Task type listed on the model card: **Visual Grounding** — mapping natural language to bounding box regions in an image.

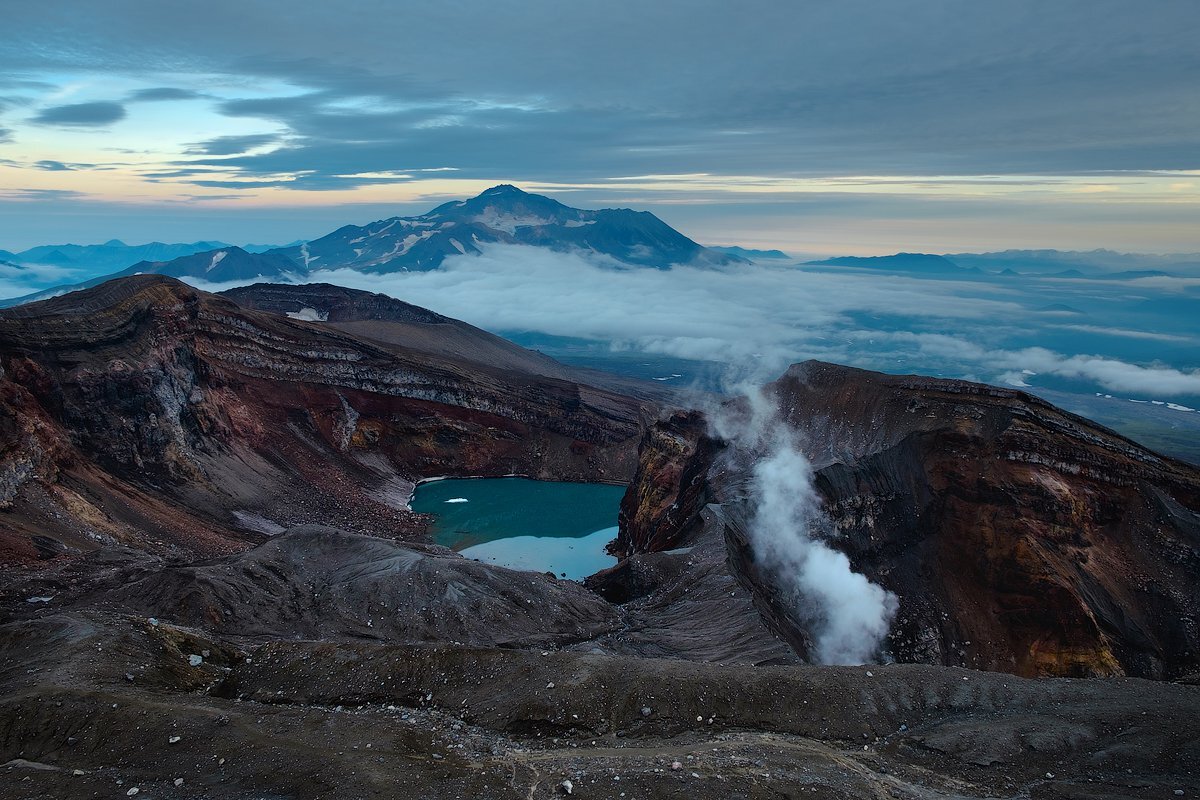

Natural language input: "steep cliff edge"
[617,361,1200,679]
[0,276,655,579]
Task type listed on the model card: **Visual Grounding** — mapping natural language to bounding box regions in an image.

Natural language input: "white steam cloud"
[712,386,898,665]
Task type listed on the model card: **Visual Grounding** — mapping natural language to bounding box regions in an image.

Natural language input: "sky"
[1,0,1198,254]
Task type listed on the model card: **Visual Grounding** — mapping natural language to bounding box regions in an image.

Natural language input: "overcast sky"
[1,0,1197,253]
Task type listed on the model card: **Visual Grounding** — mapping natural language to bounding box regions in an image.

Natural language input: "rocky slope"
[0,275,654,580]
[219,282,682,402]
[615,361,1200,679]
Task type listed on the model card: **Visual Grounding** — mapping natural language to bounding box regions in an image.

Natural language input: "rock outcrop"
[617,361,1200,679]
[0,275,654,576]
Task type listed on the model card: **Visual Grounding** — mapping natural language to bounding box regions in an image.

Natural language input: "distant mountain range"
[946,248,1200,275]
[1,185,744,306]
[9,239,237,272]
[6,187,1199,309]
[807,252,976,274]
[708,245,790,261]
[806,248,1200,278]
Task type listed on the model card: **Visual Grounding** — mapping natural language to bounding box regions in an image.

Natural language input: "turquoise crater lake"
[409,477,625,580]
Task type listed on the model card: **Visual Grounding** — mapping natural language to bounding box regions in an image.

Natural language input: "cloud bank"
[182,244,1200,404]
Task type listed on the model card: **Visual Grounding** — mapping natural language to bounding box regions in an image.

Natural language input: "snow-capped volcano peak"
[273,185,745,273]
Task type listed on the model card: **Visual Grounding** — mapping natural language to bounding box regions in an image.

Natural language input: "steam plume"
[713,385,898,665]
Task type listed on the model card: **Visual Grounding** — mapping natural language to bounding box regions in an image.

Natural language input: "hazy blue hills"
[710,245,790,261]
[11,239,233,272]
[947,249,1200,276]
[806,248,1200,279]
[113,247,303,283]
[807,252,975,274]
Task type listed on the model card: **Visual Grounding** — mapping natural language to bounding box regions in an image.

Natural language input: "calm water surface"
[409,477,624,579]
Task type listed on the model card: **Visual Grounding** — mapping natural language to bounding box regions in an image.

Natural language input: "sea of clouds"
[187,243,1200,399]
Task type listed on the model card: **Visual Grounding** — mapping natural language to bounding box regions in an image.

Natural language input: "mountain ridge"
[0,185,744,307]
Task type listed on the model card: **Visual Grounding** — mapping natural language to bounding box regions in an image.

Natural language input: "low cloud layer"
[187,243,1200,401]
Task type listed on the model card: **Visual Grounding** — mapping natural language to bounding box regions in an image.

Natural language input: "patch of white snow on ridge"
[286,307,329,322]
[474,208,552,234]
[564,219,596,228]
[1167,403,1196,412]
[206,251,228,273]
[387,231,436,257]
[449,238,466,254]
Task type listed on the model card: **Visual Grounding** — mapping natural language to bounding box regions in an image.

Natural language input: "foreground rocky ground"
[2,604,1198,799]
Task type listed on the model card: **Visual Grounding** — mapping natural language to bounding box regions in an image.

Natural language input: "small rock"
[560,779,574,795]
[641,706,652,717]
[1173,792,1184,797]
[124,672,135,683]
[174,778,185,787]
[1046,772,1055,779]
[72,769,85,776]
[691,772,701,778]
[430,753,444,760]
[188,654,203,667]
[546,682,555,689]
[169,735,181,744]
[671,761,682,771]
[126,789,139,797]
[148,618,158,626]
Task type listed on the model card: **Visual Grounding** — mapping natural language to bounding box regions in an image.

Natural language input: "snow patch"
[444,498,469,504]
[285,307,328,322]
[474,208,553,234]
[206,251,228,273]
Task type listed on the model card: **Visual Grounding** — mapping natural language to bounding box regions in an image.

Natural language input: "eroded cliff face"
[0,276,654,574]
[618,361,1200,679]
